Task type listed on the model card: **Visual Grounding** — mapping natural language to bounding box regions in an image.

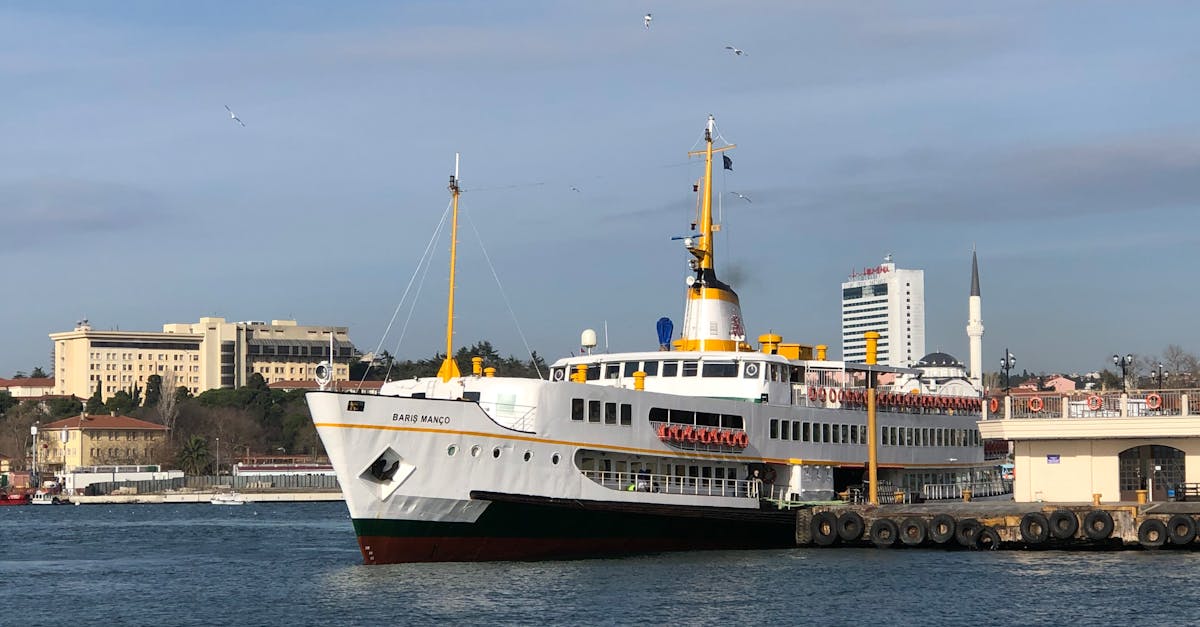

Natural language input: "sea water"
[3,502,1199,626]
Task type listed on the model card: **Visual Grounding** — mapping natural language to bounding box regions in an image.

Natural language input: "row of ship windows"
[447,443,562,466]
[571,399,633,425]
[556,360,789,383]
[769,419,980,447]
[570,401,749,430]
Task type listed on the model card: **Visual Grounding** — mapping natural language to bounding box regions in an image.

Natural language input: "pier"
[795,499,1200,550]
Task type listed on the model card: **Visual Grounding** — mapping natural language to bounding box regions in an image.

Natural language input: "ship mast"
[437,154,463,382]
[686,115,734,272]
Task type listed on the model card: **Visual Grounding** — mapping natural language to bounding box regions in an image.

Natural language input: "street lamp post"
[1000,349,1016,395]
[1113,354,1133,394]
[215,436,220,478]
[1150,363,1169,391]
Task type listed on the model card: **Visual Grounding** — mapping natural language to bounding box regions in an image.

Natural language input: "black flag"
[722,154,733,171]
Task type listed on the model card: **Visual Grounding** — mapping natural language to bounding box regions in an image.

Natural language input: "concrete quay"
[71,491,343,504]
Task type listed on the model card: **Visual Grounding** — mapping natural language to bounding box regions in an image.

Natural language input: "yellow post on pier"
[865,331,880,505]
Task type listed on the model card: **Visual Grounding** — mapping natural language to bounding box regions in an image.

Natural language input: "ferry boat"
[307,116,991,563]
[0,492,31,506]
[211,491,247,505]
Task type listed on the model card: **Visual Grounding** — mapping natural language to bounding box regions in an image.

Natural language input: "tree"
[176,435,210,476]
[145,374,162,408]
[86,380,104,414]
[30,367,47,379]
[0,391,16,417]
[105,390,136,416]
[45,396,83,419]
[156,372,182,437]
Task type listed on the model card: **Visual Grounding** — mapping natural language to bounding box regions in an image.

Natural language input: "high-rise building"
[50,317,354,399]
[841,256,925,367]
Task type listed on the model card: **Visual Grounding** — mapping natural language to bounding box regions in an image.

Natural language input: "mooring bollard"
[961,488,973,502]
[1092,493,1102,506]
[1136,489,1148,504]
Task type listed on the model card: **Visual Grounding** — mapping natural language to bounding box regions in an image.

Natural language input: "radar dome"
[581,329,597,349]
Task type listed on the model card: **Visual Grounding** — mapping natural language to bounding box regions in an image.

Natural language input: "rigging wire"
[461,206,545,380]
[358,199,453,387]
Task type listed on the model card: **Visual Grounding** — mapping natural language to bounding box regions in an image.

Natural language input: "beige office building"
[37,414,169,473]
[51,318,354,399]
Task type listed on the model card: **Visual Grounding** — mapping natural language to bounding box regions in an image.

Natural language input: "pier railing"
[920,480,1013,501]
[84,474,341,496]
[582,469,758,499]
[986,390,1196,420]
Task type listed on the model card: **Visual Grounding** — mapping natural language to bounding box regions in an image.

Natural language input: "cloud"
[0,178,170,249]
[789,132,1200,223]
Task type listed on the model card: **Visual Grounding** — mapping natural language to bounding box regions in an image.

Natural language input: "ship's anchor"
[370,457,400,481]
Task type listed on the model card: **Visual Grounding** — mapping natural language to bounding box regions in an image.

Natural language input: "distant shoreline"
[70,491,343,504]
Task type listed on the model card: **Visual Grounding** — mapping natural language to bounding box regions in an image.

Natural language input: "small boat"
[31,492,69,505]
[0,492,31,506]
[210,491,247,505]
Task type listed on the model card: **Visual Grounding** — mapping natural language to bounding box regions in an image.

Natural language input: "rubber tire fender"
[928,514,956,544]
[955,518,982,547]
[1048,509,1079,540]
[811,511,840,546]
[974,526,1002,551]
[836,511,865,542]
[869,518,899,548]
[1019,512,1050,544]
[899,517,927,546]
[1083,510,1115,540]
[1138,518,1168,549]
[1167,514,1197,545]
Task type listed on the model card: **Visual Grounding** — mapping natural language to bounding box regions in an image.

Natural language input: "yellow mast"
[437,154,463,382]
[686,115,735,271]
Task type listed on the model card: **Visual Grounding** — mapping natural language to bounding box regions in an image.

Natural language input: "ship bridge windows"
[642,361,658,376]
[702,362,738,377]
[683,361,699,376]
[604,363,620,379]
[662,362,679,377]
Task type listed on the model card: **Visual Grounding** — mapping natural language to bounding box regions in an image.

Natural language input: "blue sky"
[3,1,1199,379]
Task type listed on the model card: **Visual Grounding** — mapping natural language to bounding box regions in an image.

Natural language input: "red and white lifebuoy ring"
[1028,396,1044,413]
[988,397,1000,413]
[1086,395,1103,411]
[1146,393,1163,410]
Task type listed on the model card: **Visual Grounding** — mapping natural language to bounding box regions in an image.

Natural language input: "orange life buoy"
[719,430,733,446]
[808,387,818,402]
[838,389,847,403]
[988,397,999,413]
[1028,396,1044,412]
[1146,393,1162,410]
[1086,395,1103,411]
[734,431,749,448]
[656,423,669,439]
[817,388,827,402]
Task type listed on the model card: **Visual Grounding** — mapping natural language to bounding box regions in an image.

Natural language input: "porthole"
[470,445,481,457]
[523,451,532,462]
[492,447,502,459]
[447,444,457,456]
[551,453,560,465]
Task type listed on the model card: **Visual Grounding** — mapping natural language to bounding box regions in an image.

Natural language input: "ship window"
[642,361,659,376]
[447,445,457,456]
[881,427,889,446]
[588,400,601,423]
[604,402,617,424]
[823,424,831,442]
[662,362,679,377]
[720,414,743,429]
[649,407,667,422]
[769,418,778,439]
[802,422,811,442]
[832,425,840,444]
[572,398,584,421]
[669,409,694,424]
[604,363,620,379]
[551,453,560,465]
[769,364,780,382]
[682,361,699,376]
[702,362,737,377]
[850,425,858,444]
[346,400,365,412]
[586,365,600,381]
[860,425,868,444]
[841,425,849,444]
[791,421,801,441]
[696,411,719,427]
[492,447,502,459]
[471,445,481,457]
[523,450,532,462]
[620,404,632,426]
[781,421,791,440]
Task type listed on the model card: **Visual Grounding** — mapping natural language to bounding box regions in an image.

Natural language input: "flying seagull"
[644,13,652,29]
[728,191,752,203]
[724,45,747,56]
[570,186,581,193]
[225,105,245,127]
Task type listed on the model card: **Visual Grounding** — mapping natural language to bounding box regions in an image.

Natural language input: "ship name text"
[392,413,451,425]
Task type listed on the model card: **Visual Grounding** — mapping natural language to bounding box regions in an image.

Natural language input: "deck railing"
[581,469,758,499]
[986,389,1196,420]
[789,385,982,416]
[920,480,1013,501]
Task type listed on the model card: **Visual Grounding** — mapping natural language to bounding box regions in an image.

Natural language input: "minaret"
[966,249,984,389]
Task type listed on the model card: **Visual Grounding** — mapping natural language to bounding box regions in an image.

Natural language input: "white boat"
[210,491,246,505]
[307,117,993,563]
[31,492,68,505]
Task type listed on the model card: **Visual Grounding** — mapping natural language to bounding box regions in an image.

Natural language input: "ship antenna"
[437,153,463,382]
[686,115,736,275]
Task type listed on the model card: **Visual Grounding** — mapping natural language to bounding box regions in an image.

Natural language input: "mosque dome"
[916,352,963,368]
